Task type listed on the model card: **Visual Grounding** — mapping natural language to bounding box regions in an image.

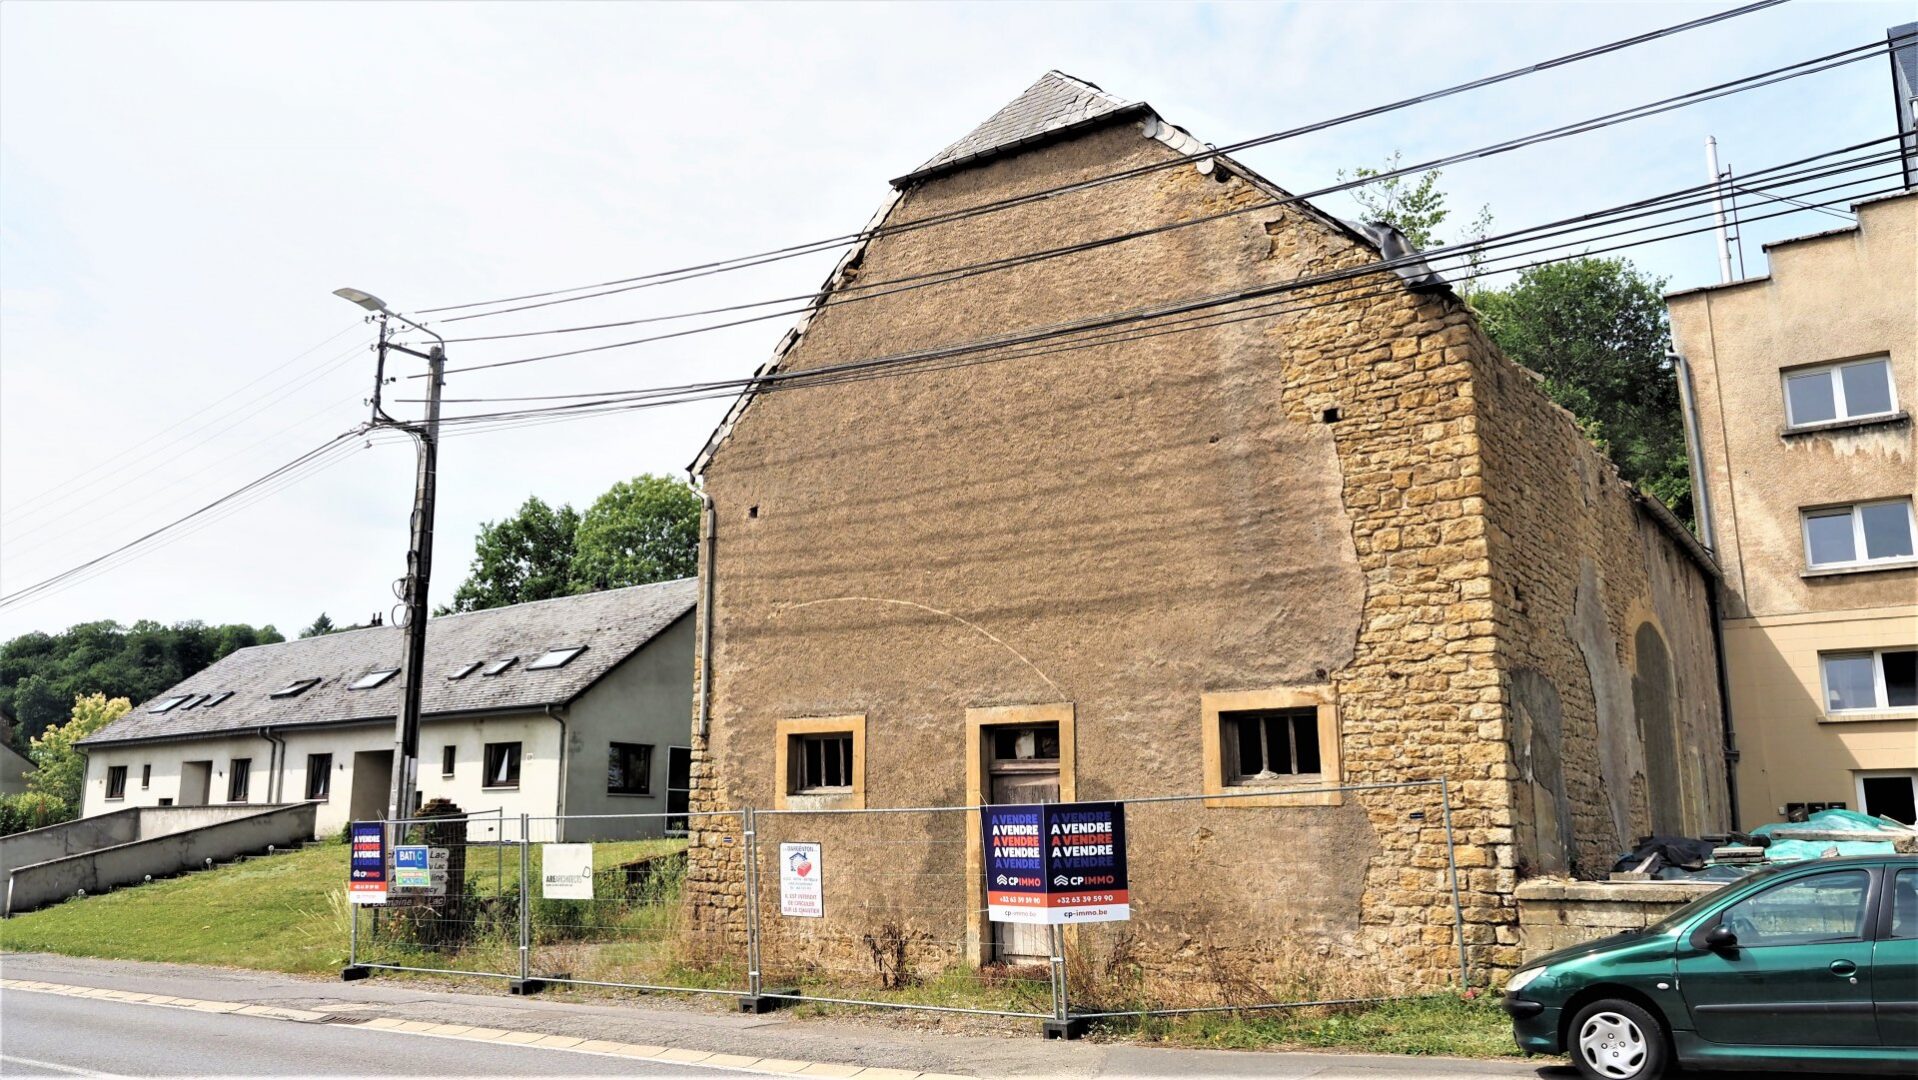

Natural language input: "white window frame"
[1782,356,1899,428]
[1820,647,1918,714]
[1801,499,1917,569]
[1854,770,1918,823]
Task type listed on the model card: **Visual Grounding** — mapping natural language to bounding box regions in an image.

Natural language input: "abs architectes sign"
[982,800,1128,924]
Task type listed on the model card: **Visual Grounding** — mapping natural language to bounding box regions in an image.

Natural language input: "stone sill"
[1819,709,1918,725]
[1515,879,1719,903]
[1780,411,1910,438]
[1802,558,1918,579]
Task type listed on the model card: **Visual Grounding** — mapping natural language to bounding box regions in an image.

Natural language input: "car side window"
[1718,870,1871,947]
[1892,869,1917,941]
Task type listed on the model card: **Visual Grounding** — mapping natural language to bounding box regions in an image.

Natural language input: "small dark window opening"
[748,505,760,519]
[1224,707,1321,785]
[140,764,151,790]
[992,727,1060,761]
[1321,407,1342,423]
[484,742,522,789]
[607,742,654,795]
[306,753,333,800]
[441,745,457,778]
[792,733,853,793]
[227,758,252,803]
[106,765,128,800]
[1886,649,1918,709]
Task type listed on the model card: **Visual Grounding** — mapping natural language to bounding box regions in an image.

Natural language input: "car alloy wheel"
[1577,1010,1649,1079]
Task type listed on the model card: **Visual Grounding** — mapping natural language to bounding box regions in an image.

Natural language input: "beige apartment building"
[1668,189,1918,829]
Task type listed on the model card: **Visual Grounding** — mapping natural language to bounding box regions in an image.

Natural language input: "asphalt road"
[0,991,720,1078]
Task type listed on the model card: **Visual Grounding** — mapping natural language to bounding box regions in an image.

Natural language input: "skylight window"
[201,691,234,708]
[148,695,189,714]
[270,678,321,699]
[176,695,204,710]
[526,646,585,671]
[481,657,518,677]
[447,662,483,680]
[349,668,399,690]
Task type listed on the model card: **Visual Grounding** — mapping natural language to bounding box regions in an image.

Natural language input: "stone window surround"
[961,702,1077,968]
[773,715,867,810]
[1200,687,1343,807]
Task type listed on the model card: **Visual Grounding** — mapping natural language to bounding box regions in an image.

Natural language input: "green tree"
[0,620,281,749]
[443,497,583,614]
[300,613,337,638]
[27,692,130,810]
[569,474,701,592]
[1475,258,1691,521]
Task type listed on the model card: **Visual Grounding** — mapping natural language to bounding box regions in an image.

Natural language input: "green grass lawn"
[2,841,1522,1059]
[0,839,353,974]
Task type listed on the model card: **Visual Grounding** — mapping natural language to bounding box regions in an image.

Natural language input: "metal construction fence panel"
[345,781,1465,1030]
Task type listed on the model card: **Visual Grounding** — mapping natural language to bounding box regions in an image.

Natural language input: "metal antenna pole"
[1706,136,1734,284]
[387,343,444,834]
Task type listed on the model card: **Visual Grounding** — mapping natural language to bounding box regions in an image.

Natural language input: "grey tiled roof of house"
[891,70,1147,188]
[81,578,698,746]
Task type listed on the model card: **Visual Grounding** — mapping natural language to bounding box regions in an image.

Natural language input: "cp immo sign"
[982,801,1129,924]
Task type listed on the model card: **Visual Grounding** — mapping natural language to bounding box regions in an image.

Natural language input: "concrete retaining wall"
[4,802,317,916]
[1,805,284,878]
[1515,878,1724,961]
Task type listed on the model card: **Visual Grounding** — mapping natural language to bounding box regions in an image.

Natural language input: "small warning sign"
[779,842,823,918]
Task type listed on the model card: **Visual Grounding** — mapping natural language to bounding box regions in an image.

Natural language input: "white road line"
[0,1053,133,1078]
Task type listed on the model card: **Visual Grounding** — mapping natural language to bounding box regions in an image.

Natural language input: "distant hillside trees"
[443,474,700,614]
[1,620,282,750]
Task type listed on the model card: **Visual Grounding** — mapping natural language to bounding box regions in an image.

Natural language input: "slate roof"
[891,71,1148,188]
[81,579,698,746]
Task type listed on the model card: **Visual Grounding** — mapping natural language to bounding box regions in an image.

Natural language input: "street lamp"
[334,287,445,839]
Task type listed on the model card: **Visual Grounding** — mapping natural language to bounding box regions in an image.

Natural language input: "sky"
[1,0,1909,642]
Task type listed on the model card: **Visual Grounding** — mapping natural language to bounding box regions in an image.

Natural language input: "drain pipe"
[1671,346,1739,828]
[261,728,287,803]
[546,704,569,834]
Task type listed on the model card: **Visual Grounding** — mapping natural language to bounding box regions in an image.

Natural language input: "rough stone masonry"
[678,77,1727,991]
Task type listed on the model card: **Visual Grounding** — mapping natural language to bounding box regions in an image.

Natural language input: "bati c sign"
[982,801,1129,925]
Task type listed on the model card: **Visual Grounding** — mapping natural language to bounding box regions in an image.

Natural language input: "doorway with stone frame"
[963,703,1076,968]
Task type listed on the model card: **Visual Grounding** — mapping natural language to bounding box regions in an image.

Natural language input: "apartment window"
[483,742,521,789]
[1858,772,1918,826]
[306,753,332,800]
[227,758,252,803]
[1223,708,1322,784]
[441,745,457,778]
[1822,648,1918,713]
[607,742,653,795]
[1783,357,1897,428]
[106,765,128,801]
[140,764,151,790]
[1802,500,1916,569]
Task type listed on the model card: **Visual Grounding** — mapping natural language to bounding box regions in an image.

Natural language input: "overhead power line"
[418,0,1792,320]
[428,35,1897,378]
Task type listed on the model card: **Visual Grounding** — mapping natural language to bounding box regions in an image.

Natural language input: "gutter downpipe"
[1671,346,1739,829]
[546,704,568,840]
[262,728,287,803]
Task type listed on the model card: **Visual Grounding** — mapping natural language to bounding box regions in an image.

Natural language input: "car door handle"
[1829,960,1857,976]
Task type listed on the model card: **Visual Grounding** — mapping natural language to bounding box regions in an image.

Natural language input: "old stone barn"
[680,72,1729,994]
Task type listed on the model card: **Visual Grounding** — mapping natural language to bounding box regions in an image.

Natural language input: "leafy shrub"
[0,791,72,835]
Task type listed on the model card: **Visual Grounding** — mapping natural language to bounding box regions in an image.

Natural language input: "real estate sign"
[779,842,823,918]
[541,843,594,900]
[982,801,1128,925]
[348,822,387,905]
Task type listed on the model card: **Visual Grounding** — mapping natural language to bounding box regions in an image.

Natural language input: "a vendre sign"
[982,800,1129,924]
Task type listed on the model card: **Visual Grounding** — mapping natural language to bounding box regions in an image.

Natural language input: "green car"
[1504,854,1917,1079]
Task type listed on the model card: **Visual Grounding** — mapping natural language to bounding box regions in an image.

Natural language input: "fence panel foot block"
[339,966,372,982]
[738,990,798,1014]
[1042,1017,1090,1040]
